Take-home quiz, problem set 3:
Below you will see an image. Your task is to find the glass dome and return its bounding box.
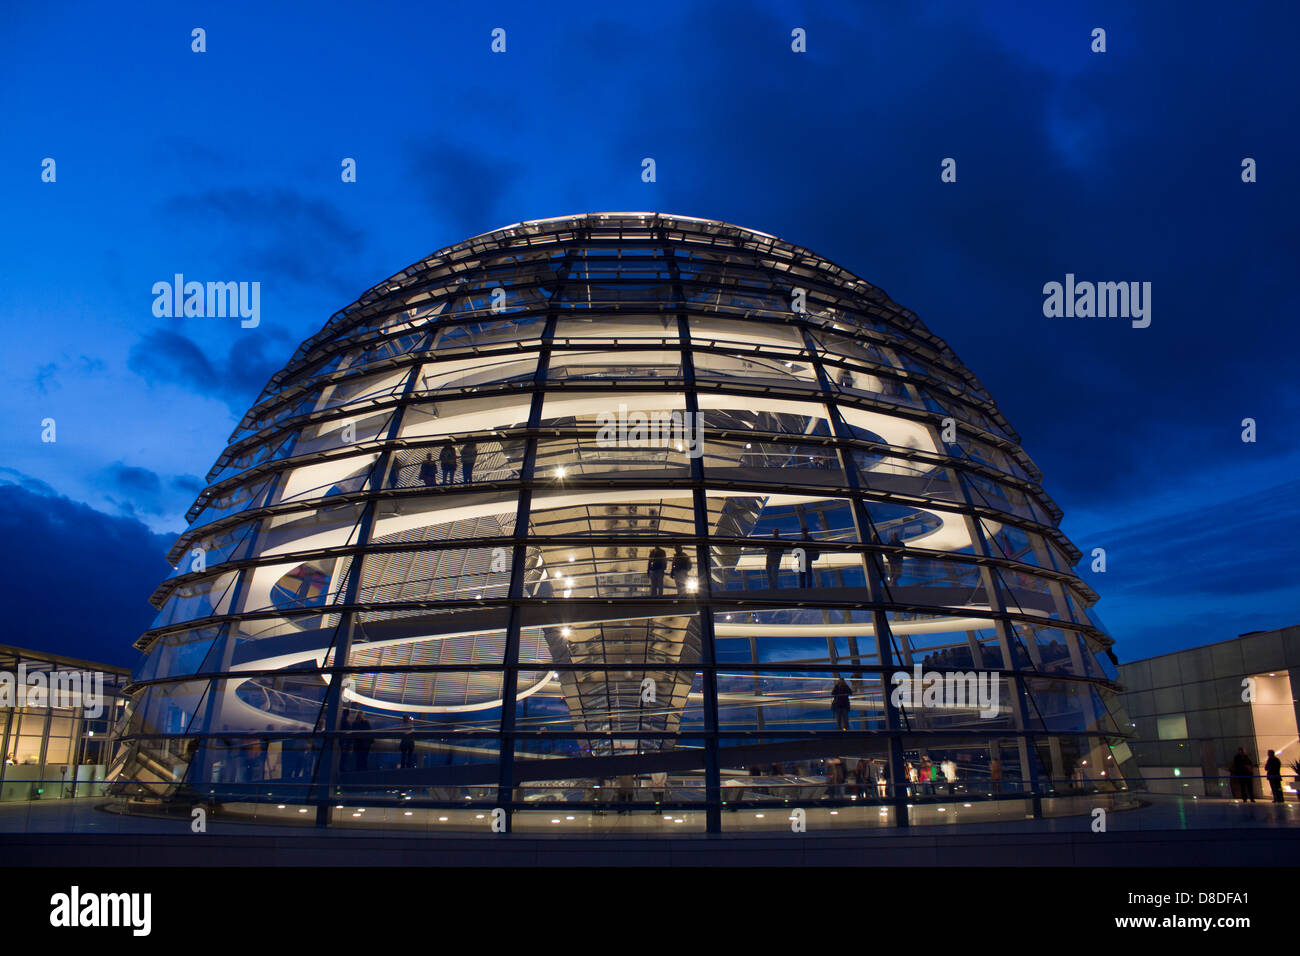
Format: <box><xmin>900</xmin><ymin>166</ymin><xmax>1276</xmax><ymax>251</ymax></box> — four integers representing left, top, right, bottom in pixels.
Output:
<box><xmin>111</xmin><ymin>212</ymin><xmax>1139</xmax><ymax>833</ymax></box>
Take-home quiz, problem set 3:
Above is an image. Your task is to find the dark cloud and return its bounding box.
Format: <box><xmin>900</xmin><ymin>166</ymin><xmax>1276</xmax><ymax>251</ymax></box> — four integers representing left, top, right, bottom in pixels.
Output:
<box><xmin>96</xmin><ymin>463</ymin><xmax>206</xmax><ymax>520</ymax></box>
<box><xmin>1079</xmin><ymin>479</ymin><xmax>1300</xmax><ymax>658</ymax></box>
<box><xmin>408</xmin><ymin>141</ymin><xmax>522</xmax><ymax>240</ymax></box>
<box><xmin>0</xmin><ymin>468</ymin><xmax>59</xmax><ymax>499</ymax></box>
<box><xmin>157</xmin><ymin>135</ymin><xmax>241</xmax><ymax>172</ymax></box>
<box><xmin>0</xmin><ymin>483</ymin><xmax>173</xmax><ymax>667</ymax></box>
<box><xmin>128</xmin><ymin>330</ymin><xmax>216</xmax><ymax>385</ymax></box>
<box><xmin>33</xmin><ymin>362</ymin><xmax>58</xmax><ymax>393</ymax></box>
<box><xmin>170</xmin><ymin>473</ymin><xmax>204</xmax><ymax>495</ymax></box>
<box><xmin>127</xmin><ymin>328</ymin><xmax>284</xmax><ymax>412</ymax></box>
<box><xmin>102</xmin><ymin>463</ymin><xmax>163</xmax><ymax>498</ymax></box>
<box><xmin>1086</xmin><ymin>480</ymin><xmax>1300</xmax><ymax>598</ymax></box>
<box><xmin>100</xmin><ymin>462</ymin><xmax>166</xmax><ymax>517</ymax></box>
<box><xmin>160</xmin><ymin>187</ymin><xmax>365</xmax><ymax>295</ymax></box>
<box><xmin>31</xmin><ymin>355</ymin><xmax>108</xmax><ymax>394</ymax></box>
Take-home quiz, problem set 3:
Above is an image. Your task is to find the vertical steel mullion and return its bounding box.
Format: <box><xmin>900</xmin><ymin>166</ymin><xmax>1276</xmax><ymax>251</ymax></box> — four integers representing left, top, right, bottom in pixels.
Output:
<box><xmin>801</xmin><ymin>324</ymin><xmax>910</xmax><ymax>827</ymax></box>
<box><xmin>313</xmin><ymin>363</ymin><xmax>421</xmax><ymax>825</ymax></box>
<box><xmin>37</xmin><ymin>693</ymin><xmax>51</xmax><ymax>794</ymax></box>
<box><xmin>667</xmin><ymin>237</ymin><xmax>721</xmax><ymax>834</ymax></box>
<box><xmin>935</xmin><ymin>402</ymin><xmax>1044</xmax><ymax>810</ymax></box>
<box><xmin>0</xmin><ymin>652</ymin><xmax>20</xmax><ymax>792</ymax></box>
<box><xmin>959</xmin><ymin>511</ymin><xmax>1045</xmax><ymax>815</ymax></box>
<box><xmin>0</xmin><ymin>688</ymin><xmax>10</xmax><ymax>791</ymax></box>
<box><xmin>190</xmin><ymin>519</ymin><xmax>261</xmax><ymax>791</ymax></box>
<box><xmin>496</xmin><ymin>251</ymin><xmax>572</xmax><ymax>832</ymax></box>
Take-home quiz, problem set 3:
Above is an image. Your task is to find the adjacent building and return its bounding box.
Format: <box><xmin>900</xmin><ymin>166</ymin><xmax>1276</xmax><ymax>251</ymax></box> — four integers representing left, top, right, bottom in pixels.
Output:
<box><xmin>0</xmin><ymin>644</ymin><xmax>129</xmax><ymax>803</ymax></box>
<box><xmin>1119</xmin><ymin>624</ymin><xmax>1300</xmax><ymax>798</ymax></box>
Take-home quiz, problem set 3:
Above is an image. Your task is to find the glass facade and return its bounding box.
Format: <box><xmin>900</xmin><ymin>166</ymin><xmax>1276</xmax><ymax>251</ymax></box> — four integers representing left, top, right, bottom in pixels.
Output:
<box><xmin>0</xmin><ymin>645</ymin><xmax>129</xmax><ymax>803</ymax></box>
<box><xmin>113</xmin><ymin>212</ymin><xmax>1138</xmax><ymax>832</ymax></box>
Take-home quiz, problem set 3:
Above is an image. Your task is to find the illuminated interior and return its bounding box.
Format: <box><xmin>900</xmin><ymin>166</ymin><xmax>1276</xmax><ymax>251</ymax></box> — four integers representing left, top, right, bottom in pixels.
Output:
<box><xmin>112</xmin><ymin>213</ymin><xmax>1139</xmax><ymax>832</ymax></box>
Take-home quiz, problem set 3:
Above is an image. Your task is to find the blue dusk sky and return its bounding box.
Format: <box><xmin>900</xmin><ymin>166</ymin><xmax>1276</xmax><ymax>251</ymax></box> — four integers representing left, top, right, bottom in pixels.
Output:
<box><xmin>0</xmin><ymin>1</ymin><xmax>1296</xmax><ymax>667</ymax></box>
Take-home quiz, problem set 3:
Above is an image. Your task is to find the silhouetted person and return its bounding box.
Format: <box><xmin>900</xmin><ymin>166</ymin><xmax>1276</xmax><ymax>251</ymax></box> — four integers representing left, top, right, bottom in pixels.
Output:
<box><xmin>650</xmin><ymin>770</ymin><xmax>667</xmax><ymax>812</ymax></box>
<box><xmin>338</xmin><ymin>711</ymin><xmax>353</xmax><ymax>772</ymax></box>
<box><xmin>855</xmin><ymin>758</ymin><xmax>870</xmax><ymax>800</ymax></box>
<box><xmin>1265</xmin><ymin>749</ymin><xmax>1283</xmax><ymax>803</ymax></box>
<box><xmin>263</xmin><ymin>724</ymin><xmax>279</xmax><ymax>779</ymax></box>
<box><xmin>353</xmin><ymin>711</ymin><xmax>372</xmax><ymax>771</ymax></box>
<box><xmin>1231</xmin><ymin>748</ymin><xmax>1256</xmax><ymax>802</ymax></box>
<box><xmin>438</xmin><ymin>442</ymin><xmax>457</xmax><ymax>485</ymax></box>
<box><xmin>670</xmin><ymin>546</ymin><xmax>693</xmax><ymax>595</ymax></box>
<box><xmin>460</xmin><ymin>441</ymin><xmax>477</xmax><ymax>483</ymax></box>
<box><xmin>942</xmin><ymin>758</ymin><xmax>958</xmax><ymax>795</ymax></box>
<box><xmin>827</xmin><ymin>757</ymin><xmax>846</xmax><ymax>798</ymax></box>
<box><xmin>400</xmin><ymin>715</ymin><xmax>416</xmax><ymax>769</ymax></box>
<box><xmin>283</xmin><ymin>732</ymin><xmax>308</xmax><ymax>782</ymax></box>
<box><xmin>417</xmin><ymin>452</ymin><xmax>438</xmax><ymax>486</ymax></box>
<box><xmin>766</xmin><ymin>528</ymin><xmax>783</xmax><ymax>589</ymax></box>
<box><xmin>920</xmin><ymin>756</ymin><xmax>935</xmax><ymax>795</ymax></box>
<box><xmin>799</xmin><ymin>529</ymin><xmax>818</xmax><ymax>588</ymax></box>
<box><xmin>831</xmin><ymin>677</ymin><xmax>851</xmax><ymax>731</ymax></box>
<box><xmin>647</xmin><ymin>545</ymin><xmax>667</xmax><ymax>597</ymax></box>
<box><xmin>243</xmin><ymin>735</ymin><xmax>264</xmax><ymax>783</ymax></box>
<box><xmin>885</xmin><ymin>531</ymin><xmax>904</xmax><ymax>584</ymax></box>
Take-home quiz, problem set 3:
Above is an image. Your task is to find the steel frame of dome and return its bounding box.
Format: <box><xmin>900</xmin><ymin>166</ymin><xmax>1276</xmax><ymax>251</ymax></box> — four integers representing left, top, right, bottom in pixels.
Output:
<box><xmin>111</xmin><ymin>212</ymin><xmax>1139</xmax><ymax>834</ymax></box>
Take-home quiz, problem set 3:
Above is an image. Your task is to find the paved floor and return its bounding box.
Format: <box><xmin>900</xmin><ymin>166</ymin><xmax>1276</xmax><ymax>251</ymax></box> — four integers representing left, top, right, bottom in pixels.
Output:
<box><xmin>2</xmin><ymin>794</ymin><xmax>1298</xmax><ymax>865</ymax></box>
<box><xmin>2</xmin><ymin>792</ymin><xmax>1299</xmax><ymax>835</ymax></box>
